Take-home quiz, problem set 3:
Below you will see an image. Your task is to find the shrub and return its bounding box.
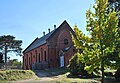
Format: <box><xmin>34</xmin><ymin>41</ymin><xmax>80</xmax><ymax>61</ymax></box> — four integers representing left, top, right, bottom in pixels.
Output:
<box><xmin>68</xmin><ymin>53</ymin><xmax>88</xmax><ymax>76</ymax></box>
<box><xmin>115</xmin><ymin>68</ymin><xmax>120</xmax><ymax>82</ymax></box>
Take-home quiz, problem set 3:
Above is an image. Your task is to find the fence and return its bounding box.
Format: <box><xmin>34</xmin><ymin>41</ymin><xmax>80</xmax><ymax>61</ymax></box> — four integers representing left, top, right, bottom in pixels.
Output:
<box><xmin>0</xmin><ymin>63</ymin><xmax>22</xmax><ymax>69</ymax></box>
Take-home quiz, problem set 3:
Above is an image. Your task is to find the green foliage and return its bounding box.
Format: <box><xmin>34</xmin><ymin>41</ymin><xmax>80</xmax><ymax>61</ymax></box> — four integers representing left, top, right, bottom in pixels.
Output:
<box><xmin>107</xmin><ymin>0</ymin><xmax>120</xmax><ymax>69</ymax></box>
<box><xmin>0</xmin><ymin>35</ymin><xmax>22</xmax><ymax>63</ymax></box>
<box><xmin>72</xmin><ymin>0</ymin><xmax>120</xmax><ymax>82</ymax></box>
<box><xmin>12</xmin><ymin>59</ymin><xmax>21</xmax><ymax>66</ymax></box>
<box><xmin>68</xmin><ymin>53</ymin><xmax>88</xmax><ymax>76</ymax></box>
<box><xmin>86</xmin><ymin>0</ymin><xmax>119</xmax><ymax>73</ymax></box>
<box><xmin>108</xmin><ymin>0</ymin><xmax>120</xmax><ymax>21</ymax></box>
<box><xmin>115</xmin><ymin>68</ymin><xmax>120</xmax><ymax>81</ymax></box>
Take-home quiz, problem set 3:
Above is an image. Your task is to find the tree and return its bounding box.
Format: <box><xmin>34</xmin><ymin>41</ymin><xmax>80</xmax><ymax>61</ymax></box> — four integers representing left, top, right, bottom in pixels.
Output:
<box><xmin>108</xmin><ymin>1</ymin><xmax>120</xmax><ymax>81</ymax></box>
<box><xmin>0</xmin><ymin>35</ymin><xmax>22</xmax><ymax>64</ymax></box>
<box><xmin>108</xmin><ymin>0</ymin><xmax>120</xmax><ymax>68</ymax></box>
<box><xmin>108</xmin><ymin>0</ymin><xmax>120</xmax><ymax>27</ymax></box>
<box><xmin>12</xmin><ymin>59</ymin><xmax>21</xmax><ymax>66</ymax></box>
<box><xmin>0</xmin><ymin>52</ymin><xmax>4</xmax><ymax>68</ymax></box>
<box><xmin>8</xmin><ymin>59</ymin><xmax>22</xmax><ymax>69</ymax></box>
<box><xmin>86</xmin><ymin>0</ymin><xmax>119</xmax><ymax>82</ymax></box>
<box><xmin>72</xmin><ymin>0</ymin><xmax>119</xmax><ymax>82</ymax></box>
<box><xmin>68</xmin><ymin>53</ymin><xmax>89</xmax><ymax>76</ymax></box>
<box><xmin>0</xmin><ymin>52</ymin><xmax>4</xmax><ymax>63</ymax></box>
<box><xmin>108</xmin><ymin>0</ymin><xmax>120</xmax><ymax>13</ymax></box>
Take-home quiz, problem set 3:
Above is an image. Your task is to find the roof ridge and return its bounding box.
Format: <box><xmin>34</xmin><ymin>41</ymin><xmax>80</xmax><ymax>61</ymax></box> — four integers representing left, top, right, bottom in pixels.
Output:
<box><xmin>38</xmin><ymin>29</ymin><xmax>55</xmax><ymax>39</ymax></box>
<box><xmin>23</xmin><ymin>20</ymin><xmax>70</xmax><ymax>53</ymax></box>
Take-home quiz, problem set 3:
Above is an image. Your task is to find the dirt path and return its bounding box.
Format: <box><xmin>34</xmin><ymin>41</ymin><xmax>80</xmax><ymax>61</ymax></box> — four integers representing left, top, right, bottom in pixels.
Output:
<box><xmin>7</xmin><ymin>69</ymin><xmax>117</xmax><ymax>83</ymax></box>
<box><xmin>8</xmin><ymin>70</ymin><xmax>64</xmax><ymax>83</ymax></box>
<box><xmin>8</xmin><ymin>76</ymin><xmax>65</xmax><ymax>83</ymax></box>
<box><xmin>8</xmin><ymin>70</ymin><xmax>105</xmax><ymax>83</ymax></box>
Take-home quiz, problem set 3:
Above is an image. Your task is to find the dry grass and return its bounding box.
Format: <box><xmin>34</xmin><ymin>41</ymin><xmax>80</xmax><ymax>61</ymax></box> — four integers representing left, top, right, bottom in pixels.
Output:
<box><xmin>0</xmin><ymin>70</ymin><xmax>35</xmax><ymax>81</ymax></box>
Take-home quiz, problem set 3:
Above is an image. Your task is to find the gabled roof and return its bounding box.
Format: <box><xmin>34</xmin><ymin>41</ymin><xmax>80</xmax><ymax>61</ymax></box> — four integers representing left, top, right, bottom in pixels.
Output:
<box><xmin>23</xmin><ymin>20</ymin><xmax>73</xmax><ymax>53</ymax></box>
<box><xmin>23</xmin><ymin>30</ymin><xmax>55</xmax><ymax>53</ymax></box>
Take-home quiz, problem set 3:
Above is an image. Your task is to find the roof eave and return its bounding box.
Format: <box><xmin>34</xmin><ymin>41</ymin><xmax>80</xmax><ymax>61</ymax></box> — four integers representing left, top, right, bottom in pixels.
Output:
<box><xmin>23</xmin><ymin>37</ymin><xmax>38</xmax><ymax>53</ymax></box>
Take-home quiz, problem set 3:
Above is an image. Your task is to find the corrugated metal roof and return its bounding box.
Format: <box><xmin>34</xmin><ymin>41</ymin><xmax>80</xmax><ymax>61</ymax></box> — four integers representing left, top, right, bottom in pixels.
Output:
<box><xmin>23</xmin><ymin>30</ymin><xmax>55</xmax><ymax>53</ymax></box>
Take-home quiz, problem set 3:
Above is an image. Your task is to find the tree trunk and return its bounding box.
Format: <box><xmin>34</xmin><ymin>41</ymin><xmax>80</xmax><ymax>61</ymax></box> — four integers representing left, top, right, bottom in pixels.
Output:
<box><xmin>4</xmin><ymin>45</ymin><xmax>8</xmax><ymax>69</ymax></box>
<box><xmin>100</xmin><ymin>40</ymin><xmax>104</xmax><ymax>83</ymax></box>
<box><xmin>5</xmin><ymin>46</ymin><xmax>7</xmax><ymax>64</ymax></box>
<box><xmin>101</xmin><ymin>59</ymin><xmax>104</xmax><ymax>83</ymax></box>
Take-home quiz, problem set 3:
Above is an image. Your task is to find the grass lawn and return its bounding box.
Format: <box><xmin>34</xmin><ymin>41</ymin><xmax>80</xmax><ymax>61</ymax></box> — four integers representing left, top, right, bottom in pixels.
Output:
<box><xmin>48</xmin><ymin>72</ymin><xmax>99</xmax><ymax>83</ymax></box>
<box><xmin>36</xmin><ymin>68</ymin><xmax>117</xmax><ymax>83</ymax></box>
<box><xmin>0</xmin><ymin>69</ymin><xmax>37</xmax><ymax>82</ymax></box>
<box><xmin>34</xmin><ymin>68</ymin><xmax>100</xmax><ymax>83</ymax></box>
<box><xmin>0</xmin><ymin>68</ymin><xmax>117</xmax><ymax>83</ymax></box>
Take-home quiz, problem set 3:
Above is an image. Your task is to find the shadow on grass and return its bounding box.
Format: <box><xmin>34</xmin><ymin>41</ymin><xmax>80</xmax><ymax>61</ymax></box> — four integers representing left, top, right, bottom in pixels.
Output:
<box><xmin>67</xmin><ymin>73</ymin><xmax>100</xmax><ymax>79</ymax></box>
<box><xmin>67</xmin><ymin>73</ymin><xmax>119</xmax><ymax>83</ymax></box>
<box><xmin>32</xmin><ymin>68</ymin><xmax>119</xmax><ymax>83</ymax></box>
<box><xmin>32</xmin><ymin>67</ymin><xmax>68</xmax><ymax>77</ymax></box>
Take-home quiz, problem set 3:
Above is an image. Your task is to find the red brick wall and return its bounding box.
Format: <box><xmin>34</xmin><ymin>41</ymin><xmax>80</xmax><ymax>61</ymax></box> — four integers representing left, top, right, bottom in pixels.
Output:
<box><xmin>23</xmin><ymin>21</ymin><xmax>76</xmax><ymax>69</ymax></box>
<box><xmin>47</xmin><ymin>22</ymin><xmax>75</xmax><ymax>68</ymax></box>
<box><xmin>23</xmin><ymin>44</ymin><xmax>48</xmax><ymax>69</ymax></box>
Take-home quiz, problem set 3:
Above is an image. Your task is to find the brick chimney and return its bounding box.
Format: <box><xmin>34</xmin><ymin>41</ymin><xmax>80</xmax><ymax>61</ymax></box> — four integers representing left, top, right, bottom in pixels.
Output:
<box><xmin>48</xmin><ymin>28</ymin><xmax>50</xmax><ymax>33</ymax></box>
<box><xmin>54</xmin><ymin>25</ymin><xmax>56</xmax><ymax>30</ymax></box>
<box><xmin>43</xmin><ymin>32</ymin><xmax>45</xmax><ymax>36</ymax></box>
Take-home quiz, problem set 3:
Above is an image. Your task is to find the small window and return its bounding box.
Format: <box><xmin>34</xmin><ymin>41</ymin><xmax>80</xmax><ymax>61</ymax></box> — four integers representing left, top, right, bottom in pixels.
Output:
<box><xmin>64</xmin><ymin>39</ymin><xmax>69</xmax><ymax>45</ymax></box>
<box><xmin>30</xmin><ymin>53</ymin><xmax>32</xmax><ymax>64</ymax></box>
<box><xmin>26</xmin><ymin>54</ymin><xmax>28</xmax><ymax>66</ymax></box>
<box><xmin>38</xmin><ymin>53</ymin><xmax>40</xmax><ymax>62</ymax></box>
<box><xmin>29</xmin><ymin>57</ymin><xmax>30</xmax><ymax>65</ymax></box>
<box><xmin>35</xmin><ymin>50</ymin><xmax>37</xmax><ymax>62</ymax></box>
<box><xmin>24</xmin><ymin>58</ymin><xmax>26</xmax><ymax>66</ymax></box>
<box><xmin>44</xmin><ymin>51</ymin><xmax>47</xmax><ymax>61</ymax></box>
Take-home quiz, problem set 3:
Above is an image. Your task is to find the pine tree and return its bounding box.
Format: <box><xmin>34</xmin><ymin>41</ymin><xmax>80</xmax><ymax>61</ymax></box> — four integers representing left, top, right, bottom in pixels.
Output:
<box><xmin>0</xmin><ymin>35</ymin><xmax>22</xmax><ymax>64</ymax></box>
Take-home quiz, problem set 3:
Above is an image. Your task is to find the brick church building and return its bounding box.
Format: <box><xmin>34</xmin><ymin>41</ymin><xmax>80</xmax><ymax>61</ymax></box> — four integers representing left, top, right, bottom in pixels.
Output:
<box><xmin>23</xmin><ymin>20</ymin><xmax>76</xmax><ymax>70</ymax></box>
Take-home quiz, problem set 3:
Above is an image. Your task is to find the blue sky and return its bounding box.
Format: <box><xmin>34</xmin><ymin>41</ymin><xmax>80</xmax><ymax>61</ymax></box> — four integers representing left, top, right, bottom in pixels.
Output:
<box><xmin>0</xmin><ymin>0</ymin><xmax>94</xmax><ymax>61</ymax></box>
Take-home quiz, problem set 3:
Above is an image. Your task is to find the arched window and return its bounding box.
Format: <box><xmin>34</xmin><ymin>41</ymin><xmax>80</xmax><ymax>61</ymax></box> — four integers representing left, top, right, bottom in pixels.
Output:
<box><xmin>29</xmin><ymin>57</ymin><xmax>30</xmax><ymax>66</ymax></box>
<box><xmin>26</xmin><ymin>54</ymin><xmax>29</xmax><ymax>67</ymax></box>
<box><xmin>30</xmin><ymin>52</ymin><xmax>32</xmax><ymax>64</ymax></box>
<box><xmin>35</xmin><ymin>50</ymin><xmax>37</xmax><ymax>62</ymax></box>
<box><xmin>40</xmin><ymin>48</ymin><xmax>43</xmax><ymax>61</ymax></box>
<box><xmin>25</xmin><ymin>54</ymin><xmax>28</xmax><ymax>69</ymax></box>
<box><xmin>44</xmin><ymin>51</ymin><xmax>47</xmax><ymax>61</ymax></box>
<box><xmin>38</xmin><ymin>53</ymin><xmax>40</xmax><ymax>62</ymax></box>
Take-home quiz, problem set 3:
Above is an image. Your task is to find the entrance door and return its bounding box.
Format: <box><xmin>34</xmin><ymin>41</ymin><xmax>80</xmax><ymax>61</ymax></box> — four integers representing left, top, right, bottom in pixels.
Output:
<box><xmin>60</xmin><ymin>55</ymin><xmax>64</xmax><ymax>67</ymax></box>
